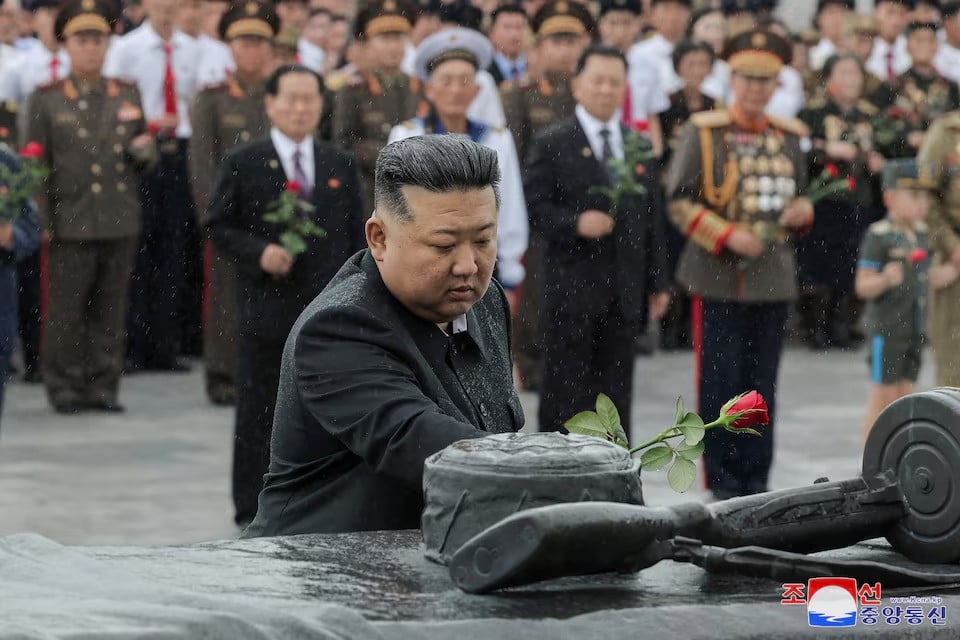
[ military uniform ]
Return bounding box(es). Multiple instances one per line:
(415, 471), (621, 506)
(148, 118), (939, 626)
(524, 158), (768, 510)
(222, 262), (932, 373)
(666, 30), (810, 498)
(871, 68), (960, 159)
(189, 0), (278, 405)
(27, 0), (156, 412)
(796, 95), (879, 348)
(917, 113), (960, 385)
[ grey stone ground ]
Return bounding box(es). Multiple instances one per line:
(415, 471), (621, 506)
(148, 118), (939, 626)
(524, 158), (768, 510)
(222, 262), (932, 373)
(0, 345), (936, 546)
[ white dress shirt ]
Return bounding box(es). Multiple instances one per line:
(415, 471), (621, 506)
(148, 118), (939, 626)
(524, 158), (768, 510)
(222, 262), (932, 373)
(102, 22), (200, 138)
(271, 128), (315, 188)
(193, 34), (235, 91)
(298, 39), (325, 73)
(935, 41), (960, 84)
(809, 37), (838, 71)
(866, 35), (911, 82)
(626, 38), (670, 121)
(575, 103), (624, 161)
(0, 43), (70, 105)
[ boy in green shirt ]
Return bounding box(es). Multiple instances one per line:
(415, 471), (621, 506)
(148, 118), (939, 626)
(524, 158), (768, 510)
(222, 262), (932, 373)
(856, 159), (954, 440)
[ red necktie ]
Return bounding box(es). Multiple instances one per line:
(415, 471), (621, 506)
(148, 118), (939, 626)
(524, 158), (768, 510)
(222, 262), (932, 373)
(885, 49), (895, 82)
(621, 86), (632, 127)
(162, 42), (177, 116)
(49, 55), (59, 83)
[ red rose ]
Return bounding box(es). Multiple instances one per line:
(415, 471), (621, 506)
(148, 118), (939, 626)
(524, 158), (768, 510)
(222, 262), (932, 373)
(847, 177), (856, 191)
(633, 120), (649, 133)
(910, 248), (928, 264)
(825, 163), (839, 178)
(286, 180), (301, 193)
(722, 390), (770, 430)
(147, 122), (161, 135)
(19, 141), (44, 159)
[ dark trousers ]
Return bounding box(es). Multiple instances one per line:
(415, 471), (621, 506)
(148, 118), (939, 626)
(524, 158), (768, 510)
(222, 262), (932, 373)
(539, 295), (638, 436)
(16, 248), (42, 377)
(234, 334), (284, 526)
(43, 238), (137, 407)
(204, 247), (238, 397)
(513, 234), (544, 388)
(696, 299), (788, 497)
(0, 265), (17, 426)
(127, 141), (195, 368)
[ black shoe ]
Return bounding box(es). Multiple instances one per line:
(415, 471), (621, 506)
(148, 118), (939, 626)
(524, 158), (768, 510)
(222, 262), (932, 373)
(86, 400), (126, 413)
(53, 401), (85, 415)
(148, 358), (192, 373)
(123, 359), (144, 374)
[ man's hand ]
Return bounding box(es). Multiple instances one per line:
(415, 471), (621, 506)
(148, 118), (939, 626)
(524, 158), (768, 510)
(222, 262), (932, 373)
(908, 131), (925, 149)
(825, 141), (859, 162)
(882, 261), (904, 288)
(150, 114), (179, 133)
(260, 243), (294, 275)
(868, 151), (885, 175)
(648, 291), (670, 321)
(0, 222), (12, 249)
(130, 133), (153, 150)
(780, 198), (813, 229)
(725, 229), (764, 258)
(577, 210), (615, 239)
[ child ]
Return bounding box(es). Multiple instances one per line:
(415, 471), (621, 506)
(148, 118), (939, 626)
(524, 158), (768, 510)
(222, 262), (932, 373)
(856, 159), (952, 440)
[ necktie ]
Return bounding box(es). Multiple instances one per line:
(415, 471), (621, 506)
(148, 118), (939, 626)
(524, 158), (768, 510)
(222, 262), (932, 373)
(511, 64), (520, 80)
(49, 55), (59, 83)
(162, 43), (177, 117)
(293, 148), (313, 200)
(885, 49), (895, 82)
(599, 127), (617, 184)
(621, 88), (632, 127)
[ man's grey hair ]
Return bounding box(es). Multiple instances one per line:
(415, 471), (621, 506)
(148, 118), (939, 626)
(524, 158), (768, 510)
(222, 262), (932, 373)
(374, 135), (502, 222)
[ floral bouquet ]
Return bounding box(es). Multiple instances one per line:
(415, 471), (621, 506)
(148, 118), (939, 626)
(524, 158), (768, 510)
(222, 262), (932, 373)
(587, 130), (655, 219)
(564, 391), (769, 492)
(0, 142), (47, 222)
(262, 180), (326, 256)
(807, 163), (857, 204)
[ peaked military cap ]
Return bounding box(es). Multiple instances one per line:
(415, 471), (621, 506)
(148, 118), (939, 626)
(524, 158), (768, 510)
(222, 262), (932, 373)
(883, 159), (938, 191)
(354, 0), (414, 39)
(218, 1), (280, 40)
(413, 27), (492, 80)
(54, 0), (117, 41)
(723, 28), (792, 76)
(532, 0), (595, 37)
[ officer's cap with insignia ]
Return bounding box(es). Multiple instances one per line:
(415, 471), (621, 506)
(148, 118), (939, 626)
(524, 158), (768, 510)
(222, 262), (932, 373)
(413, 26), (492, 80)
(882, 159), (938, 191)
(218, 1), (280, 41)
(532, 0), (595, 38)
(354, 0), (415, 40)
(598, 0), (640, 16)
(54, 0), (118, 41)
(722, 28), (791, 77)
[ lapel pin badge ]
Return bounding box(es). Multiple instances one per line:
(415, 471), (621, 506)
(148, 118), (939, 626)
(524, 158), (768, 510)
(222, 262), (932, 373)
(328, 177), (341, 189)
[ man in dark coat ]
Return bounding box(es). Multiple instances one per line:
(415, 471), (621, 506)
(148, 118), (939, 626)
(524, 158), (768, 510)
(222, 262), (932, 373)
(207, 64), (366, 527)
(524, 44), (669, 436)
(242, 135), (524, 537)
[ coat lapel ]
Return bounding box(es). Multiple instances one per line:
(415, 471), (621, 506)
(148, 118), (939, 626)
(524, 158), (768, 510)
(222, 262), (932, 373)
(570, 118), (611, 187)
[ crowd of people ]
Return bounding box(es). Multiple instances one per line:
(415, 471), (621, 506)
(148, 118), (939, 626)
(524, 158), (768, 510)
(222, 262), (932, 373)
(1, 0), (960, 524)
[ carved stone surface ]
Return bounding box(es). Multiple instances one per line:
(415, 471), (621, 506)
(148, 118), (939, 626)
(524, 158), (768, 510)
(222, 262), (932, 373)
(421, 432), (643, 563)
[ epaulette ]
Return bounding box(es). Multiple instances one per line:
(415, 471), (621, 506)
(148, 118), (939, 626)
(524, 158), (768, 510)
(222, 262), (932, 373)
(35, 78), (64, 92)
(200, 81), (230, 93)
(111, 78), (138, 89)
(942, 111), (960, 131)
(325, 72), (358, 92)
(768, 114), (809, 138)
(690, 109), (731, 129)
(2, 99), (17, 113)
(857, 99), (878, 116)
(870, 219), (893, 234)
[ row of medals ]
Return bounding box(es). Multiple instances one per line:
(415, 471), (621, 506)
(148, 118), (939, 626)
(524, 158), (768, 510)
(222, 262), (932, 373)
(729, 131), (796, 217)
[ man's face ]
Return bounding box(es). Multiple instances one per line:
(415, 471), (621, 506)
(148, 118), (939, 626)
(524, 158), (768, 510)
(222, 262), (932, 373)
(488, 12), (527, 59)
(827, 57), (863, 102)
(730, 71), (777, 116)
(676, 50), (712, 90)
(424, 59), (480, 119)
(851, 32), (874, 60)
(64, 31), (109, 74)
(32, 7), (57, 41)
(302, 11), (329, 46)
(265, 71), (323, 140)
(230, 35), (272, 77)
(885, 188), (931, 224)
(144, 0), (180, 25)
(200, 0), (228, 38)
(572, 53), (628, 122)
(537, 32), (585, 73)
(370, 185), (498, 324)
(598, 10), (640, 53)
(276, 0), (308, 29)
(817, 4), (850, 42)
(876, 1), (907, 42)
(325, 18), (349, 53)
(690, 10), (726, 54)
(906, 28), (938, 66)
(367, 31), (408, 70)
(176, 0), (203, 36)
(0, 11), (16, 45)
(650, 0), (691, 43)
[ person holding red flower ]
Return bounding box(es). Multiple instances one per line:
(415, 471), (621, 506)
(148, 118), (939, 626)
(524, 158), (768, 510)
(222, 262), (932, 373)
(797, 53), (883, 350)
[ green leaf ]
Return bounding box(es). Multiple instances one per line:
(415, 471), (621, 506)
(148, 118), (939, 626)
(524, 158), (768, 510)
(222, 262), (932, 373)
(639, 445), (674, 471)
(674, 396), (684, 426)
(262, 212), (281, 223)
(280, 231), (306, 256)
(727, 427), (762, 437)
(677, 412), (705, 445)
(563, 411), (609, 439)
(595, 393), (621, 433)
(667, 457), (697, 493)
(675, 440), (705, 461)
(611, 423), (629, 449)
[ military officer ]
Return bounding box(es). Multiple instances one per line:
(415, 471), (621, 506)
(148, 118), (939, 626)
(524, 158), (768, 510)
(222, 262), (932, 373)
(190, 0), (279, 406)
(389, 27), (528, 299)
(666, 30), (813, 499)
(917, 112), (960, 387)
(332, 0), (425, 208)
(27, 0), (156, 414)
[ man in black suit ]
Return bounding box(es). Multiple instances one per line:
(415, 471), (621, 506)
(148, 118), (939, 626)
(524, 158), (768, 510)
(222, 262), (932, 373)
(486, 4), (529, 87)
(524, 44), (669, 436)
(242, 135), (524, 537)
(207, 64), (366, 527)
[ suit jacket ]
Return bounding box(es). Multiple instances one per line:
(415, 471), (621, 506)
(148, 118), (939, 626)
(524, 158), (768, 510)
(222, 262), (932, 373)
(206, 137), (366, 341)
(242, 250), (524, 537)
(524, 116), (668, 323)
(487, 61), (506, 87)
